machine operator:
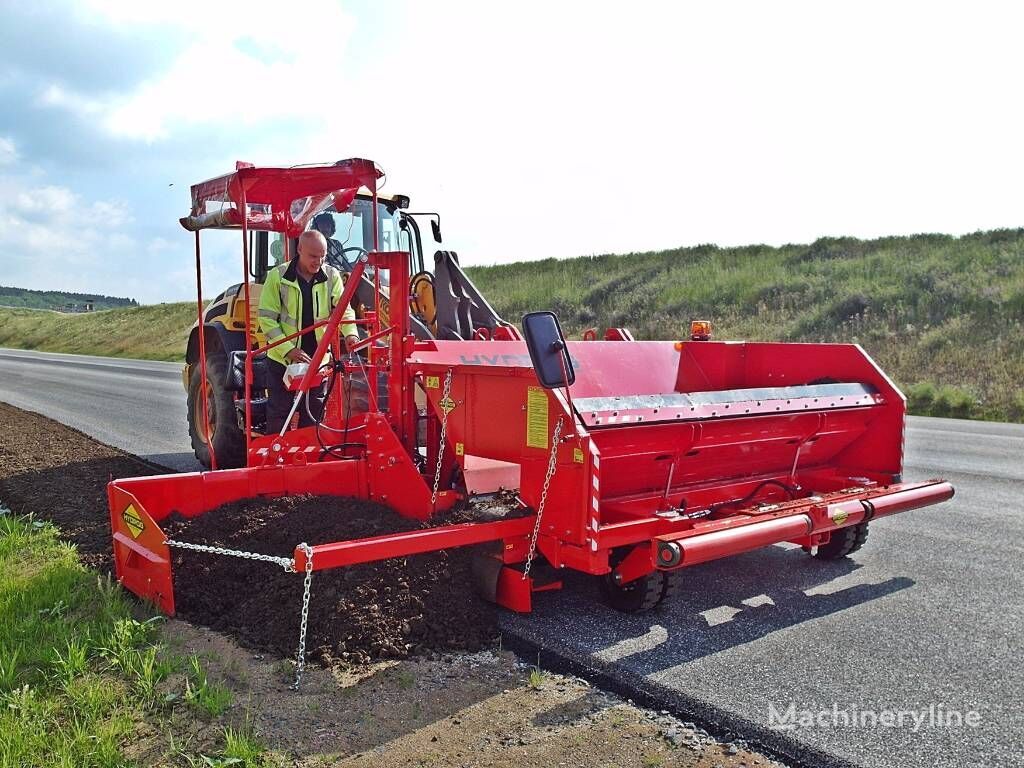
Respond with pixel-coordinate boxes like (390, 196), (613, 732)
(258, 229), (360, 433)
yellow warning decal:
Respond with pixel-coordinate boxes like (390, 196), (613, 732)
(440, 396), (456, 414)
(573, 447), (585, 463)
(455, 442), (465, 456)
(831, 507), (849, 526)
(426, 375), (440, 389)
(122, 504), (144, 539)
(526, 387), (549, 449)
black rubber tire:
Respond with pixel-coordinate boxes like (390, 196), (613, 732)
(187, 355), (246, 469)
(599, 549), (679, 613)
(814, 522), (870, 560)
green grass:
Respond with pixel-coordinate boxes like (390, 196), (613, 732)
(467, 229), (1024, 422)
(0, 505), (271, 767)
(2, 227), (1022, 420)
(0, 303), (194, 361)
(184, 654), (234, 718)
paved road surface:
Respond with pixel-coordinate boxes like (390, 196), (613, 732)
(1, 347), (1021, 767)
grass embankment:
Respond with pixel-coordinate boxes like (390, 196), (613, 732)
(0, 506), (270, 767)
(469, 229), (1024, 422)
(1, 229), (1021, 420)
(0, 303), (193, 362)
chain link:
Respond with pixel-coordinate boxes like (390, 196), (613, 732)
(291, 543), (314, 691)
(522, 416), (565, 581)
(431, 368), (454, 510)
(165, 539), (295, 572)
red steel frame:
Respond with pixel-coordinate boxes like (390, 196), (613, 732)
(108, 161), (955, 617)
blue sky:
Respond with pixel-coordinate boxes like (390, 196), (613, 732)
(2, 1), (1022, 303)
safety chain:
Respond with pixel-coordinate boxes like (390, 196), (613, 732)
(430, 368), (454, 510)
(291, 543), (314, 691)
(164, 539), (295, 572)
(166, 537), (317, 691)
(522, 416), (565, 581)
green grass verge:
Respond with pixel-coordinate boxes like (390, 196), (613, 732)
(0, 505), (270, 767)
(1, 228), (1021, 420)
(0, 304), (193, 362)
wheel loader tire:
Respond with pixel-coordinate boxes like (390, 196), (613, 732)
(814, 522), (870, 560)
(187, 355), (246, 469)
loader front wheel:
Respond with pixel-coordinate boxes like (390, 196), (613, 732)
(814, 522), (870, 560)
(187, 356), (246, 469)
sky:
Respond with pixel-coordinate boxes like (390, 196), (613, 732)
(1, 0), (1022, 304)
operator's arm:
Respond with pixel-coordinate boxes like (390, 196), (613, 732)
(333, 275), (360, 352)
(259, 268), (305, 363)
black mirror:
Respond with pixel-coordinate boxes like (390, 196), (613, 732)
(522, 311), (575, 389)
(430, 218), (442, 243)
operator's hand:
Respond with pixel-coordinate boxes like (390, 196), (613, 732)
(344, 334), (360, 353)
(285, 348), (311, 364)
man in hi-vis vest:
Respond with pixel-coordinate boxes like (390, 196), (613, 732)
(259, 230), (359, 433)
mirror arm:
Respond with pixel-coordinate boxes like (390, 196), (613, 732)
(556, 343), (576, 419)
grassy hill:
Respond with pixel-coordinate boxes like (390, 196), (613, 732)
(465, 230), (1024, 422)
(0, 229), (1021, 421)
(0, 303), (192, 361)
(0, 285), (138, 311)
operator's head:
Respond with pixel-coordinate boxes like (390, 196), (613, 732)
(312, 212), (336, 238)
(296, 230), (328, 276)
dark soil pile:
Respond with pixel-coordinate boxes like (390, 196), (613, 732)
(0, 402), (511, 667)
(0, 403), (164, 571)
(164, 495), (500, 665)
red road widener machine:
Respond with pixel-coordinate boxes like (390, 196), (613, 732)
(108, 158), (954, 637)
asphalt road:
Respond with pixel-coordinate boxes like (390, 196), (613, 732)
(1, 347), (1021, 767)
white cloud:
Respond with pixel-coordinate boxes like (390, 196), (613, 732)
(0, 137), (16, 166)
(44, 0), (356, 141)
(10, 0), (1024, 304)
(0, 174), (151, 297)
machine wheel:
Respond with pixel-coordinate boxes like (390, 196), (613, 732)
(814, 522), (870, 560)
(187, 355), (246, 469)
(599, 548), (680, 613)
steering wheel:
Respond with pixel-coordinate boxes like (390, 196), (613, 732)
(327, 245), (370, 272)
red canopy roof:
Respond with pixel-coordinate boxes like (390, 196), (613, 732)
(180, 158), (382, 236)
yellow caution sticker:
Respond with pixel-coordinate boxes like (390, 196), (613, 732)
(426, 375), (440, 389)
(831, 508), (849, 526)
(455, 442), (464, 456)
(526, 387), (549, 449)
(122, 504), (144, 539)
(440, 396), (456, 414)
(573, 447), (585, 463)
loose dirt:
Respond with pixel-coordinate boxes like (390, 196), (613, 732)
(163, 495), (500, 665)
(0, 402), (165, 571)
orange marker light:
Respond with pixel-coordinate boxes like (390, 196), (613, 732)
(690, 320), (712, 341)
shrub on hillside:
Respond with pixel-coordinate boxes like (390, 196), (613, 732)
(1007, 390), (1024, 422)
(907, 381), (976, 419)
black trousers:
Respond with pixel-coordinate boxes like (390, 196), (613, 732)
(265, 359), (327, 434)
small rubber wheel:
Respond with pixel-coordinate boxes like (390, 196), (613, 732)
(814, 522), (870, 560)
(599, 549), (680, 613)
(187, 355), (246, 469)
